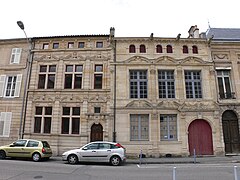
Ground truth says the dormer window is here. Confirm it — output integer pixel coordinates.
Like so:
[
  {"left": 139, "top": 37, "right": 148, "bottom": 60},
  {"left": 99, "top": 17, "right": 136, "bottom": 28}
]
[
  {"left": 140, "top": 44, "right": 146, "bottom": 53},
  {"left": 192, "top": 45, "right": 198, "bottom": 54},
  {"left": 166, "top": 45, "right": 173, "bottom": 53},
  {"left": 129, "top": 45, "right": 136, "bottom": 53}
]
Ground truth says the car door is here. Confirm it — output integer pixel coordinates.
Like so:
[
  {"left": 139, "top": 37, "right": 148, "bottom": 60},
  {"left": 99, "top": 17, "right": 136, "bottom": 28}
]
[
  {"left": 97, "top": 143, "right": 113, "bottom": 162},
  {"left": 5, "top": 140, "right": 27, "bottom": 158},
  {"left": 80, "top": 143, "right": 99, "bottom": 162},
  {"left": 24, "top": 140, "right": 40, "bottom": 158}
]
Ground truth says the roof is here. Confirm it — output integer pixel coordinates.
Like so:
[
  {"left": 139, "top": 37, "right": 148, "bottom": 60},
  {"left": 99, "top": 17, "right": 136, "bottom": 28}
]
[
  {"left": 206, "top": 28, "right": 240, "bottom": 41},
  {"left": 33, "top": 34, "right": 109, "bottom": 39}
]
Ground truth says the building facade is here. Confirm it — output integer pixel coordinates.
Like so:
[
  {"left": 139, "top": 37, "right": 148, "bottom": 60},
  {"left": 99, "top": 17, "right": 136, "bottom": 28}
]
[
  {"left": 0, "top": 38, "right": 31, "bottom": 145},
  {"left": 113, "top": 27, "right": 224, "bottom": 157},
  {"left": 207, "top": 28, "right": 240, "bottom": 155},
  {"left": 23, "top": 33, "right": 114, "bottom": 155}
]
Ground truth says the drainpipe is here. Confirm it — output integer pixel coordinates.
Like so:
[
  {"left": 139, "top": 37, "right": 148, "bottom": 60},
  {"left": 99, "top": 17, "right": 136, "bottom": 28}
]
[{"left": 113, "top": 39, "right": 117, "bottom": 142}]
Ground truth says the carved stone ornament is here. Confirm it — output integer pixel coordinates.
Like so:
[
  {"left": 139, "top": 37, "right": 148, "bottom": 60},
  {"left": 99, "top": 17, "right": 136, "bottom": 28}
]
[
  {"left": 213, "top": 54, "right": 229, "bottom": 60},
  {"left": 125, "top": 100, "right": 153, "bottom": 108}
]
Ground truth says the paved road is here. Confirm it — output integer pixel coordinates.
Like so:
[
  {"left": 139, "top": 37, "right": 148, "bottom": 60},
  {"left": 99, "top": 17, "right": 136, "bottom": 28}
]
[{"left": 0, "top": 158, "right": 240, "bottom": 180}]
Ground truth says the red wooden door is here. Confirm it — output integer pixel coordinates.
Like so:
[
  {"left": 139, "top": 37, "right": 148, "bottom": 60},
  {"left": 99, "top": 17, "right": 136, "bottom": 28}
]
[
  {"left": 91, "top": 123, "right": 103, "bottom": 142},
  {"left": 188, "top": 119, "right": 213, "bottom": 155}
]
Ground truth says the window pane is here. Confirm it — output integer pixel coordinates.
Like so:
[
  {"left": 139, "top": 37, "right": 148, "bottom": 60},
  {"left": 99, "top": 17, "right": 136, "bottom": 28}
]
[
  {"left": 35, "top": 107, "right": 42, "bottom": 115},
  {"left": 45, "top": 107, "right": 52, "bottom": 115},
  {"left": 44, "top": 117, "right": 51, "bottom": 133},
  {"left": 72, "top": 118, "right": 80, "bottom": 134},
  {"left": 40, "top": 66, "right": 47, "bottom": 72},
  {"left": 66, "top": 65, "right": 73, "bottom": 72},
  {"left": 62, "top": 118, "right": 69, "bottom": 134},
  {"left": 95, "top": 65, "right": 103, "bottom": 72},
  {"left": 75, "top": 65, "right": 83, "bottom": 72},
  {"left": 96, "top": 42, "right": 103, "bottom": 48},
  {"left": 74, "top": 74, "right": 82, "bottom": 89},
  {"left": 53, "top": 43, "right": 59, "bottom": 49},
  {"left": 72, "top": 107, "right": 80, "bottom": 115},
  {"left": 34, "top": 117, "right": 41, "bottom": 133},
  {"left": 49, "top": 65, "right": 56, "bottom": 72},
  {"left": 38, "top": 74, "right": 46, "bottom": 89},
  {"left": 94, "top": 74, "right": 102, "bottom": 89},
  {"left": 63, "top": 107, "right": 70, "bottom": 115},
  {"left": 78, "top": 42, "right": 85, "bottom": 48},
  {"left": 47, "top": 74, "right": 55, "bottom": 89},
  {"left": 65, "top": 74, "right": 73, "bottom": 89}
]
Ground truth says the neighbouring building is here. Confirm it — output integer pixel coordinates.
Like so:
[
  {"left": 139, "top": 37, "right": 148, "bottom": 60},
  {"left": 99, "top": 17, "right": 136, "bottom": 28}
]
[
  {"left": 23, "top": 32, "right": 114, "bottom": 155},
  {"left": 206, "top": 27, "right": 240, "bottom": 155},
  {"left": 0, "top": 38, "right": 32, "bottom": 145},
  {"left": 113, "top": 26, "right": 224, "bottom": 157}
]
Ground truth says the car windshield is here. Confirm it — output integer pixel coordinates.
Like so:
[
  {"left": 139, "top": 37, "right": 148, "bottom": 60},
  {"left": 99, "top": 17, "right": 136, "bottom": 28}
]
[{"left": 42, "top": 141, "right": 50, "bottom": 148}]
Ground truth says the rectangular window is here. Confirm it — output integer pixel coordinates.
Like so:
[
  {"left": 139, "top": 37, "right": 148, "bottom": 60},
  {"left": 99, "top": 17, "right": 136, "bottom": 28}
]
[
  {"left": 130, "top": 70, "right": 148, "bottom": 98},
  {"left": 10, "top": 48, "right": 22, "bottom": 64},
  {"left": 43, "top": 43, "right": 49, "bottom": 49},
  {"left": 158, "top": 70, "right": 175, "bottom": 98},
  {"left": 0, "top": 75, "right": 22, "bottom": 98},
  {"left": 185, "top": 70, "right": 202, "bottom": 98},
  {"left": 217, "top": 70, "right": 234, "bottom": 99},
  {"left": 68, "top": 42, "right": 74, "bottom": 49},
  {"left": 94, "top": 107, "right": 101, "bottom": 113},
  {"left": 130, "top": 114, "right": 149, "bottom": 141},
  {"left": 34, "top": 107, "right": 52, "bottom": 134},
  {"left": 38, "top": 65, "right": 56, "bottom": 89},
  {"left": 78, "top": 42, "right": 85, "bottom": 48},
  {"left": 61, "top": 107, "right": 80, "bottom": 134},
  {"left": 0, "top": 112, "right": 12, "bottom": 137},
  {"left": 96, "top": 42, "right": 103, "bottom": 48},
  {"left": 53, "top": 43, "right": 59, "bottom": 49},
  {"left": 94, "top": 65, "right": 103, "bottom": 89},
  {"left": 64, "top": 65, "right": 83, "bottom": 89},
  {"left": 160, "top": 114, "right": 177, "bottom": 141}
]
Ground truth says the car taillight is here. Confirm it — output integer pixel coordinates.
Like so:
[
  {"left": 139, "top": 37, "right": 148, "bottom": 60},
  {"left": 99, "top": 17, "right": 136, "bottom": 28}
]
[
  {"left": 42, "top": 148, "right": 46, "bottom": 154},
  {"left": 115, "top": 143, "right": 125, "bottom": 149}
]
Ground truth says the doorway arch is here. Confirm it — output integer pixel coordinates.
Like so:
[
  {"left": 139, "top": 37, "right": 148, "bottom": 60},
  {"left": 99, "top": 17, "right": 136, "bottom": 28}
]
[
  {"left": 188, "top": 119, "right": 213, "bottom": 155},
  {"left": 91, "top": 123, "right": 103, "bottom": 142},
  {"left": 222, "top": 110, "right": 240, "bottom": 154}
]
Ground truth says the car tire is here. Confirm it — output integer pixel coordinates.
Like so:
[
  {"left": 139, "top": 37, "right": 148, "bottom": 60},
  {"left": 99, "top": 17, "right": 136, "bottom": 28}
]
[
  {"left": 32, "top": 153, "right": 41, "bottom": 162},
  {"left": 110, "top": 156, "right": 121, "bottom": 166},
  {"left": 0, "top": 150, "right": 6, "bottom": 159},
  {"left": 68, "top": 154, "right": 78, "bottom": 165}
]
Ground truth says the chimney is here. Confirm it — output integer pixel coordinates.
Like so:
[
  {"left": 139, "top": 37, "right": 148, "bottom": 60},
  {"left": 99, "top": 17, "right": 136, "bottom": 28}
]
[
  {"left": 188, "top": 25, "right": 200, "bottom": 38},
  {"left": 110, "top": 27, "right": 115, "bottom": 37}
]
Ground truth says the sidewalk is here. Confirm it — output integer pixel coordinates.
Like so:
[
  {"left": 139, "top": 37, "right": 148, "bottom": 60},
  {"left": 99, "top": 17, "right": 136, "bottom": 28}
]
[{"left": 126, "top": 156, "right": 240, "bottom": 164}]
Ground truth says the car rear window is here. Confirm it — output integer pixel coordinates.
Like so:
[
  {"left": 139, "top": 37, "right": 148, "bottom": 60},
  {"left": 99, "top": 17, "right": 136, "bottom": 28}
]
[{"left": 42, "top": 141, "right": 50, "bottom": 148}]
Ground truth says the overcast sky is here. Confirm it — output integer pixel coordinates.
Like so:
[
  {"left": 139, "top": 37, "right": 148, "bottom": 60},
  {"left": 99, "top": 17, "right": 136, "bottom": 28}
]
[{"left": 1, "top": 0, "right": 239, "bottom": 39}]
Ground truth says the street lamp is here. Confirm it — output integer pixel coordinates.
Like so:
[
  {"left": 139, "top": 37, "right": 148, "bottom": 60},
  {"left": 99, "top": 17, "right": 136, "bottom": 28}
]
[{"left": 17, "top": 20, "right": 33, "bottom": 139}]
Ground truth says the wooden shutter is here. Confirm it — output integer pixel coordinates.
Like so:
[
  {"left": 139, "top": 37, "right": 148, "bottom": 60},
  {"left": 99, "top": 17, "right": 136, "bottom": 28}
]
[
  {"left": 14, "top": 74, "right": 22, "bottom": 97},
  {"left": 0, "top": 75, "right": 6, "bottom": 97},
  {"left": 1, "top": 112, "right": 12, "bottom": 137}
]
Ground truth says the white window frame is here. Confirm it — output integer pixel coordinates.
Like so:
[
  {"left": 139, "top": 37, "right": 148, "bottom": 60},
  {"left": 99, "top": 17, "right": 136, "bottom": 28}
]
[
  {"left": 0, "top": 74, "right": 22, "bottom": 98},
  {"left": 10, "top": 48, "right": 22, "bottom": 64},
  {"left": 0, "top": 112, "right": 12, "bottom": 137}
]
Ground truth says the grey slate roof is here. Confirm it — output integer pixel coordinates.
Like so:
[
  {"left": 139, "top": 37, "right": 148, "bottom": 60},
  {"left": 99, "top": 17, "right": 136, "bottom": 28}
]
[{"left": 206, "top": 28, "right": 240, "bottom": 41}]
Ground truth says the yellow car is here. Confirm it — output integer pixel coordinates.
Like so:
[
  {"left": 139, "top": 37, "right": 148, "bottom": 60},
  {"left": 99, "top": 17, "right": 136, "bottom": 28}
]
[{"left": 0, "top": 139, "right": 52, "bottom": 162}]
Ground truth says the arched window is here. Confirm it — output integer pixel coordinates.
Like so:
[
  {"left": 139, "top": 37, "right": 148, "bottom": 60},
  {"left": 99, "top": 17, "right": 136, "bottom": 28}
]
[
  {"left": 166, "top": 45, "right": 173, "bottom": 53},
  {"left": 140, "top": 44, "right": 146, "bottom": 53},
  {"left": 129, "top": 45, "right": 136, "bottom": 53},
  {"left": 156, "top": 45, "right": 162, "bottom": 53},
  {"left": 183, "top": 45, "right": 188, "bottom": 54},
  {"left": 192, "top": 45, "right": 198, "bottom": 54}
]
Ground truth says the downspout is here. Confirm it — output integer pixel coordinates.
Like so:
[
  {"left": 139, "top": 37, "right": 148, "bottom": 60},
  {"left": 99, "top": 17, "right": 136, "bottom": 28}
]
[{"left": 113, "top": 39, "right": 117, "bottom": 142}]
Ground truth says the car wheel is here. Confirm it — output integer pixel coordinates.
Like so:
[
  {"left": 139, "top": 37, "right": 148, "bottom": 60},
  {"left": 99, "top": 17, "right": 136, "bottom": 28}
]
[
  {"left": 32, "top": 153, "right": 41, "bottom": 162},
  {"left": 0, "top": 150, "right": 6, "bottom": 159},
  {"left": 68, "top": 154, "right": 78, "bottom": 164},
  {"left": 110, "top": 156, "right": 121, "bottom": 166}
]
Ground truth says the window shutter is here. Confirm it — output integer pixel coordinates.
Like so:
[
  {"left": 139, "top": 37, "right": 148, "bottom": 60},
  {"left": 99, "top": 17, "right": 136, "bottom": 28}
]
[
  {"left": 0, "top": 114, "right": 4, "bottom": 136},
  {"left": 0, "top": 75, "right": 6, "bottom": 97},
  {"left": 10, "top": 48, "right": 16, "bottom": 63},
  {"left": 15, "top": 48, "right": 22, "bottom": 63},
  {"left": 14, "top": 74, "right": 22, "bottom": 97},
  {"left": 2, "top": 112, "right": 12, "bottom": 137}
]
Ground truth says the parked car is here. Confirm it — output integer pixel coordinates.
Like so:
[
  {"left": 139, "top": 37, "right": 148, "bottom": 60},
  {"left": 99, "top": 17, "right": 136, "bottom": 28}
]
[
  {"left": 62, "top": 141, "right": 126, "bottom": 166},
  {"left": 0, "top": 139, "right": 52, "bottom": 162}
]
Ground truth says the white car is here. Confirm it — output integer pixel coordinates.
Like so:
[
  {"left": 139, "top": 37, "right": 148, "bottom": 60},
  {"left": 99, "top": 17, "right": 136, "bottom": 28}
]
[{"left": 62, "top": 141, "right": 126, "bottom": 166}]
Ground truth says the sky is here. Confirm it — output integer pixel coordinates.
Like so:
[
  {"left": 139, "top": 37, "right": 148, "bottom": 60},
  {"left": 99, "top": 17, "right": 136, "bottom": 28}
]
[{"left": 1, "top": 0, "right": 240, "bottom": 39}]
